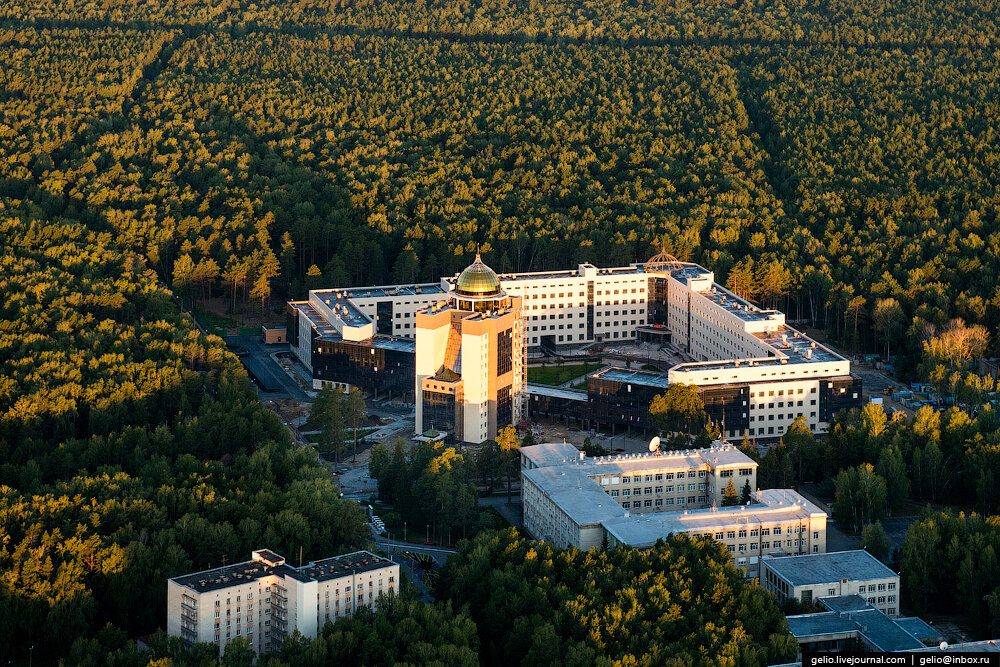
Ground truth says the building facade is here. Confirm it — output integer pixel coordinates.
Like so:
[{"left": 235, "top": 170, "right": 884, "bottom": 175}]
[
  {"left": 167, "top": 549, "right": 399, "bottom": 657},
  {"left": 761, "top": 550, "right": 900, "bottom": 617},
  {"left": 519, "top": 442, "right": 826, "bottom": 577},
  {"left": 288, "top": 255, "right": 862, "bottom": 442},
  {"left": 413, "top": 255, "right": 526, "bottom": 443}
]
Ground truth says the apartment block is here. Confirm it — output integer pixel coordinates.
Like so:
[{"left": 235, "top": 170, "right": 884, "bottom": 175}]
[{"left": 167, "top": 549, "right": 399, "bottom": 657}]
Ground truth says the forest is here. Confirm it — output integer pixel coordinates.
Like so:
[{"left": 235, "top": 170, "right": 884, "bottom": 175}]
[{"left": 3, "top": 0, "right": 1000, "bottom": 663}]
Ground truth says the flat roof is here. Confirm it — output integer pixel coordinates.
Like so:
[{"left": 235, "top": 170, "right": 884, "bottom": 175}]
[
  {"left": 171, "top": 550, "right": 394, "bottom": 593},
  {"left": 290, "top": 550, "right": 395, "bottom": 582},
  {"left": 521, "top": 442, "right": 755, "bottom": 474},
  {"left": 754, "top": 325, "right": 844, "bottom": 363},
  {"left": 762, "top": 550, "right": 896, "bottom": 587},
  {"left": 893, "top": 617, "right": 943, "bottom": 642},
  {"left": 522, "top": 465, "right": 628, "bottom": 527},
  {"left": 700, "top": 285, "right": 776, "bottom": 323},
  {"left": 592, "top": 367, "right": 672, "bottom": 389},
  {"left": 316, "top": 333, "right": 416, "bottom": 353},
  {"left": 332, "top": 283, "right": 445, "bottom": 299},
  {"left": 171, "top": 560, "right": 285, "bottom": 593},
  {"left": 526, "top": 384, "right": 589, "bottom": 401},
  {"left": 520, "top": 441, "right": 582, "bottom": 468},
  {"left": 789, "top": 596, "right": 927, "bottom": 652},
  {"left": 601, "top": 489, "right": 825, "bottom": 548}
]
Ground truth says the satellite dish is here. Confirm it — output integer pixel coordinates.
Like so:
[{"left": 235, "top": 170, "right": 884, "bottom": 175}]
[{"left": 649, "top": 436, "right": 661, "bottom": 453}]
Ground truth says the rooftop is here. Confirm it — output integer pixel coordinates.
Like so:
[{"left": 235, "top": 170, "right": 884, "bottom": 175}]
[
  {"left": 591, "top": 367, "right": 672, "bottom": 389},
  {"left": 601, "top": 489, "right": 826, "bottom": 548},
  {"left": 522, "top": 465, "right": 628, "bottom": 527},
  {"left": 762, "top": 550, "right": 897, "bottom": 587},
  {"left": 754, "top": 325, "right": 844, "bottom": 363},
  {"left": 520, "top": 442, "right": 755, "bottom": 474},
  {"left": 291, "top": 551, "right": 396, "bottom": 582},
  {"left": 700, "top": 284, "right": 776, "bottom": 323},
  {"left": 316, "top": 332, "right": 416, "bottom": 353},
  {"left": 170, "top": 550, "right": 395, "bottom": 593},
  {"left": 526, "top": 384, "right": 589, "bottom": 402},
  {"left": 797, "top": 595, "right": 927, "bottom": 652}
]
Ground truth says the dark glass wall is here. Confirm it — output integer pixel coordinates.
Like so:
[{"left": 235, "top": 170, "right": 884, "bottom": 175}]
[
  {"left": 312, "top": 338, "right": 415, "bottom": 396},
  {"left": 819, "top": 376, "right": 864, "bottom": 421},
  {"left": 422, "top": 390, "right": 456, "bottom": 431}
]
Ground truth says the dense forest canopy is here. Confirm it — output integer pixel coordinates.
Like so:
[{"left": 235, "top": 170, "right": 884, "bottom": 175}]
[{"left": 3, "top": 0, "right": 1000, "bottom": 662}]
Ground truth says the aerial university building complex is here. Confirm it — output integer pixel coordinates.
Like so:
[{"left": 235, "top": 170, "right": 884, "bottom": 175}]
[{"left": 288, "top": 254, "right": 861, "bottom": 444}]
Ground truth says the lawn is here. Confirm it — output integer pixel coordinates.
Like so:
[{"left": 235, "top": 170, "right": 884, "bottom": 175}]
[{"left": 528, "top": 362, "right": 603, "bottom": 386}]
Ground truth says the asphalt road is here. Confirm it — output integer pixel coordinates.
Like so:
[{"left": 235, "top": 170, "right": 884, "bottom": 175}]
[{"left": 225, "top": 335, "right": 310, "bottom": 402}]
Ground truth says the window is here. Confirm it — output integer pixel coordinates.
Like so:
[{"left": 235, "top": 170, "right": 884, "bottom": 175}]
[
  {"left": 655, "top": 486, "right": 663, "bottom": 493},
  {"left": 738, "top": 529, "right": 747, "bottom": 538},
  {"left": 878, "top": 583, "right": 886, "bottom": 591},
  {"left": 622, "top": 476, "right": 631, "bottom": 483},
  {"left": 622, "top": 502, "right": 630, "bottom": 509},
  {"left": 644, "top": 500, "right": 652, "bottom": 507},
  {"left": 888, "top": 595, "right": 896, "bottom": 603},
  {"left": 715, "top": 532, "right": 724, "bottom": 539},
  {"left": 828, "top": 589, "right": 835, "bottom": 595},
  {"left": 727, "top": 531, "right": 736, "bottom": 539},
  {"left": 888, "top": 583, "right": 896, "bottom": 590}
]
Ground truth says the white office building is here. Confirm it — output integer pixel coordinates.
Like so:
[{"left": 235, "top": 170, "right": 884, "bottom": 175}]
[
  {"left": 287, "top": 254, "right": 861, "bottom": 443},
  {"left": 520, "top": 441, "right": 827, "bottom": 577}
]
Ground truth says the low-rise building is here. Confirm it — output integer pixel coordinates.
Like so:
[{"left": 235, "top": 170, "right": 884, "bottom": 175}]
[
  {"left": 762, "top": 550, "right": 900, "bottom": 617},
  {"left": 520, "top": 442, "right": 826, "bottom": 576},
  {"left": 784, "top": 594, "right": 941, "bottom": 655},
  {"left": 167, "top": 549, "right": 399, "bottom": 656}
]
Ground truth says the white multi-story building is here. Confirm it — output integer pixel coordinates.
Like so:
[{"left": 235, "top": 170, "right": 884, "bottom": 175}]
[
  {"left": 166, "top": 549, "right": 399, "bottom": 657},
  {"left": 761, "top": 550, "right": 900, "bottom": 617},
  {"left": 520, "top": 442, "right": 827, "bottom": 577},
  {"left": 287, "top": 254, "right": 861, "bottom": 442}
]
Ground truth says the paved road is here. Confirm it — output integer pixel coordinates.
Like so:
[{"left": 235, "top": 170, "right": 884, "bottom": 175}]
[
  {"left": 368, "top": 528, "right": 458, "bottom": 602},
  {"left": 225, "top": 335, "right": 310, "bottom": 402}
]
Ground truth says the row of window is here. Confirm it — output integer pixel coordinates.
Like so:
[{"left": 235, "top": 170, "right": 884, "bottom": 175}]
[
  {"left": 612, "top": 483, "right": 705, "bottom": 497},
  {"left": 621, "top": 496, "right": 705, "bottom": 509}
]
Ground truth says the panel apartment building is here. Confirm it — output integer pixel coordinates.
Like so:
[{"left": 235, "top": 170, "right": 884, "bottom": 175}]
[
  {"left": 287, "top": 255, "right": 861, "bottom": 443},
  {"left": 520, "top": 442, "right": 827, "bottom": 577},
  {"left": 167, "top": 549, "right": 399, "bottom": 657}
]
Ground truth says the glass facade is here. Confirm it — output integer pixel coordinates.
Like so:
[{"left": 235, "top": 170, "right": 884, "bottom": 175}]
[
  {"left": 422, "top": 390, "right": 456, "bottom": 431},
  {"left": 312, "top": 338, "right": 415, "bottom": 396}
]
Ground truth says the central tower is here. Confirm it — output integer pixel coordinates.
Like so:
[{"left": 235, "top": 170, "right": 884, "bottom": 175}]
[{"left": 414, "top": 255, "right": 524, "bottom": 444}]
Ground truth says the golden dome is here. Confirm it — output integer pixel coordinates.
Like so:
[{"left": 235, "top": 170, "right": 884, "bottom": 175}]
[{"left": 455, "top": 254, "right": 501, "bottom": 297}]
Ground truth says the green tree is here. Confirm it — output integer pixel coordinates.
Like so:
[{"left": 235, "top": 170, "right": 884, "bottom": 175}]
[
  {"left": 833, "top": 463, "right": 888, "bottom": 533},
  {"left": 649, "top": 383, "right": 707, "bottom": 442},
  {"left": 722, "top": 478, "right": 739, "bottom": 506},
  {"left": 861, "top": 521, "right": 891, "bottom": 563},
  {"left": 496, "top": 425, "right": 520, "bottom": 504},
  {"left": 310, "top": 384, "right": 346, "bottom": 465},
  {"left": 876, "top": 446, "right": 910, "bottom": 514}
]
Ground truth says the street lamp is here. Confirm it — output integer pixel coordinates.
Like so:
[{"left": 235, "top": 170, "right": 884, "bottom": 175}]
[
  {"left": 29, "top": 646, "right": 34, "bottom": 667},
  {"left": 426, "top": 523, "right": 429, "bottom": 543},
  {"left": 404, "top": 522, "right": 407, "bottom": 543}
]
